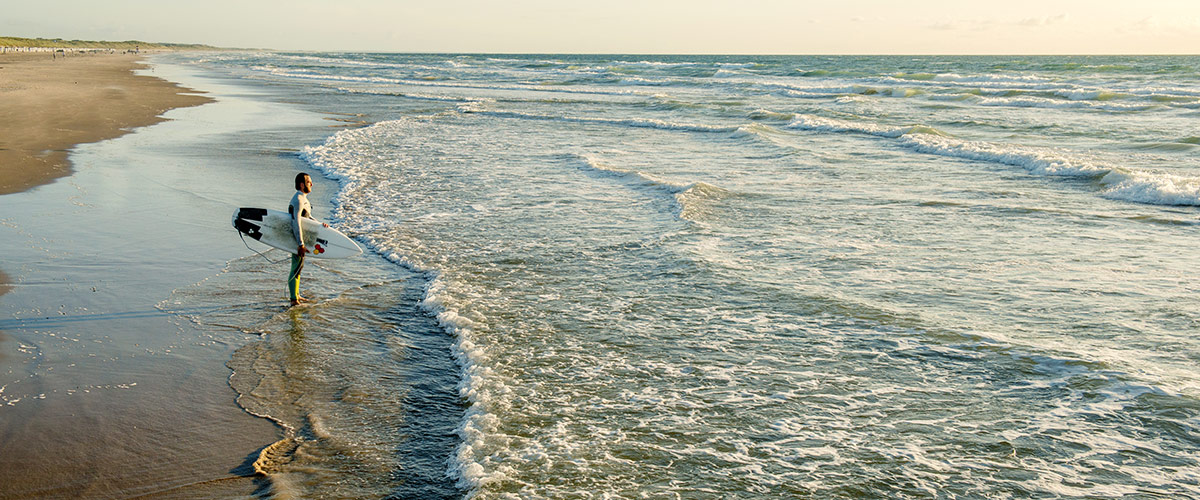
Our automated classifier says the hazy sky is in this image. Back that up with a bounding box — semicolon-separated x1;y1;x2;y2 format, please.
4;0;1199;54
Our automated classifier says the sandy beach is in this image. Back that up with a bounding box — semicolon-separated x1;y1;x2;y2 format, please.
0;51;212;196
0;51;212;300
0;53;318;498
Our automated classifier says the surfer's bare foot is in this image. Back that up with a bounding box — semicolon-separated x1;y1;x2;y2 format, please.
290;296;309;306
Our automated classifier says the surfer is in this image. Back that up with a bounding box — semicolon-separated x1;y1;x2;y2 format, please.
288;173;328;306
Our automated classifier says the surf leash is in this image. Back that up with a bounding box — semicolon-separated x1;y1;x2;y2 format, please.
238;230;289;264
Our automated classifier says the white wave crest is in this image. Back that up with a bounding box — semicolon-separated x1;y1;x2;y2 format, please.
748;109;796;121
473;110;740;134
785;114;1200;206
575;154;730;221
1099;170;1200;206
786;114;943;139
976;96;1162;112
255;66;646;97
904;135;1112;177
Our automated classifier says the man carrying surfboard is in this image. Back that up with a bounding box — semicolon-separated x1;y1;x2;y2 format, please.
289;173;328;306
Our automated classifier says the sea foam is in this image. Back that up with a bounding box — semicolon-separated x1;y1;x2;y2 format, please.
574;154;731;222
299;120;499;494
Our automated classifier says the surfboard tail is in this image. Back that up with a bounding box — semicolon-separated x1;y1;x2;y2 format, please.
236;207;269;221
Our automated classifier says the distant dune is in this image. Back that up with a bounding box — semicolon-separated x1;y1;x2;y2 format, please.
0;35;225;50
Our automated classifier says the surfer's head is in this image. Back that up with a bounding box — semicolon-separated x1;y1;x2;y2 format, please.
295;173;312;193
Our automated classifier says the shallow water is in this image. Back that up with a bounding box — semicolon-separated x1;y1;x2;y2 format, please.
163;251;462;498
167;53;1200;498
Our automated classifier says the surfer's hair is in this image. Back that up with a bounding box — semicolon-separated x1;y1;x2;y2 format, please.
295;173;310;190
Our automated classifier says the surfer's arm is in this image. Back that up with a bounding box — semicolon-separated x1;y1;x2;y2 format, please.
304;213;329;228
289;195;305;250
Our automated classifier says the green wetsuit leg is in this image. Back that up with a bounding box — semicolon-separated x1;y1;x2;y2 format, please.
288;253;304;302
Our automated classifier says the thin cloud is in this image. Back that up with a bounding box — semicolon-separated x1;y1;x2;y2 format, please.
930;15;1068;32
926;18;999;32
1126;16;1200;34
1018;14;1069;27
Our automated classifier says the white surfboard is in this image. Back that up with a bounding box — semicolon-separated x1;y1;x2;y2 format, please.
233;207;362;259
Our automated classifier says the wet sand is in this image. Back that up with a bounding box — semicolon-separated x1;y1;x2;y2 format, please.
0;54;297;498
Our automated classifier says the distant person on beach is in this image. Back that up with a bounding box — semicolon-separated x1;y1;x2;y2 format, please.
288;173;328;306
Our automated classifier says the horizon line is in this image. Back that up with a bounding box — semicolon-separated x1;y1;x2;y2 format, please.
251;49;1200;57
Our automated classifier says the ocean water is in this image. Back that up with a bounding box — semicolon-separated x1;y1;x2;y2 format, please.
169;53;1200;498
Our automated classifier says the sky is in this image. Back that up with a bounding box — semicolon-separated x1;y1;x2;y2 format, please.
4;0;1199;54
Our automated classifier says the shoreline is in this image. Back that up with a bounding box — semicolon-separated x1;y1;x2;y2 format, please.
0;51;210;298
0;53;315;498
0;51;212;196
0;50;462;498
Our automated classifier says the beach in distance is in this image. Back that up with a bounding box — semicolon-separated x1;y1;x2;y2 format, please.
2;50;1200;499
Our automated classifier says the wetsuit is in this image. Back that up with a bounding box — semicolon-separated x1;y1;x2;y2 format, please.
288;190;312;303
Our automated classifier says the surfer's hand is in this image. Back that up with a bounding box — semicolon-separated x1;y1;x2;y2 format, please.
298;245;307;256
323;222;329;228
